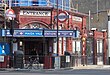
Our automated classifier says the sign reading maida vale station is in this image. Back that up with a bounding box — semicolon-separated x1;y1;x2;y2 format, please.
20;10;51;16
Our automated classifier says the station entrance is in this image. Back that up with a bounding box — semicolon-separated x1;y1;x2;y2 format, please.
22;37;51;65
24;38;44;56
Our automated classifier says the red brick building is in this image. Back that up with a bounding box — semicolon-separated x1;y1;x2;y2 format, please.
0;6;107;68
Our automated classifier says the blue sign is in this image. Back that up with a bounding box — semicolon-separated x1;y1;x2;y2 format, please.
4;29;43;37
54;15;69;19
44;30;56;37
45;30;75;37
0;43;10;55
1;29;77;38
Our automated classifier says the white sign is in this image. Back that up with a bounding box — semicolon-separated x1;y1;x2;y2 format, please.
54;57;60;69
0;56;4;62
72;16;82;22
66;56;70;62
20;10;51;16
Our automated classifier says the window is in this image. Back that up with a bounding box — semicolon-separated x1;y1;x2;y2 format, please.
31;0;39;6
6;0;70;10
21;22;48;29
49;0;70;10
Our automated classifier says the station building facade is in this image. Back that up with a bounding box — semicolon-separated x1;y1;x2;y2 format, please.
0;0;107;68
0;6;88;68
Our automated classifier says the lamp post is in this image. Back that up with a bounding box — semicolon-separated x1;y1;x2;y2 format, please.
74;27;77;54
91;28;97;65
88;10;91;30
5;8;16;68
10;18;14;53
56;0;59;55
2;3;7;55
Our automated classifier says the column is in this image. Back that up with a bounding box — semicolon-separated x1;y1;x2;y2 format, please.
102;30;107;65
108;10;110;64
91;28;97;65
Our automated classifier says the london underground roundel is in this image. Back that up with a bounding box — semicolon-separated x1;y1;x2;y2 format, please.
58;11;69;23
5;9;16;18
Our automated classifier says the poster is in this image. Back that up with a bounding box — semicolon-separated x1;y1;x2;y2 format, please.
66;56;70;62
0;56;4;62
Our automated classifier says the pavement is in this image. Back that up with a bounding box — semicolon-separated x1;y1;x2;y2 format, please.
73;65;110;69
0;65;110;72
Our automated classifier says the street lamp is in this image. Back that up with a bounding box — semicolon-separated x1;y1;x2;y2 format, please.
5;8;16;68
91;28;97;65
7;18;14;68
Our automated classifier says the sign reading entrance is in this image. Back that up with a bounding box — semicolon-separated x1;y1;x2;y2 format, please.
20;10;51;16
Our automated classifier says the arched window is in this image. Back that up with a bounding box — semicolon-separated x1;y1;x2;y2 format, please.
21;22;48;29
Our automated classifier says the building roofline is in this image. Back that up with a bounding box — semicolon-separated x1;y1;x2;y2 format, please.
12;6;54;11
12;6;88;17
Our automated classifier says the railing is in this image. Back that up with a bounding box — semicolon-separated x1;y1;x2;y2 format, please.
24;55;44;69
24;55;87;69
0;55;89;69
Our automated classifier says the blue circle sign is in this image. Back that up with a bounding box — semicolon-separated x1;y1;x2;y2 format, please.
58;11;69;23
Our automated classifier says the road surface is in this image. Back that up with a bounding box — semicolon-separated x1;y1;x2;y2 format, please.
0;68;110;75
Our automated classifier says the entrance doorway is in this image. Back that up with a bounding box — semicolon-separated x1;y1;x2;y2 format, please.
23;38;47;64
